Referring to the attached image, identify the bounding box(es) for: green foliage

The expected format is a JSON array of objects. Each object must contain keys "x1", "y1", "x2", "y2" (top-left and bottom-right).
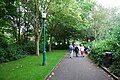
[
  {"x1": 89, "y1": 25, "x2": 120, "y2": 77},
  {"x1": 0, "y1": 48, "x2": 8, "y2": 62},
  {"x1": 0, "y1": 33, "x2": 8, "y2": 48},
  {"x1": 47, "y1": 0, "x2": 95, "y2": 43},
  {"x1": 21, "y1": 41, "x2": 36, "y2": 54},
  {"x1": 110, "y1": 61, "x2": 120, "y2": 77},
  {"x1": 0, "y1": 46, "x2": 25, "y2": 63},
  {"x1": 109, "y1": 25, "x2": 120, "y2": 77},
  {"x1": 88, "y1": 40, "x2": 105, "y2": 65},
  {"x1": 89, "y1": 37, "x2": 116, "y2": 66},
  {"x1": 0, "y1": 41, "x2": 36, "y2": 63},
  {"x1": 89, "y1": 5, "x2": 118, "y2": 40}
]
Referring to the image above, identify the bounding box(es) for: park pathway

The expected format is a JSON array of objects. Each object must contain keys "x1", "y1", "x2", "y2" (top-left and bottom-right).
[{"x1": 46, "y1": 53, "x2": 114, "y2": 80}]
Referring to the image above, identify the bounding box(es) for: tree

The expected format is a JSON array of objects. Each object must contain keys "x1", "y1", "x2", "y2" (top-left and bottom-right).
[
  {"x1": 46, "y1": 0, "x2": 95, "y2": 51},
  {"x1": 0, "y1": 0, "x2": 19, "y2": 43},
  {"x1": 89, "y1": 5, "x2": 118, "y2": 40},
  {"x1": 33, "y1": 0, "x2": 52, "y2": 55},
  {"x1": 0, "y1": 0, "x2": 95, "y2": 53}
]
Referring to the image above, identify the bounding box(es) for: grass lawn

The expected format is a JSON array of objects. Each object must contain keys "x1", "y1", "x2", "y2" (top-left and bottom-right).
[{"x1": 0, "y1": 50, "x2": 67, "y2": 80}]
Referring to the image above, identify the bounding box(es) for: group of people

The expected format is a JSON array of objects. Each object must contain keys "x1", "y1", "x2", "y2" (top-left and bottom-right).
[{"x1": 69, "y1": 42, "x2": 85, "y2": 58}]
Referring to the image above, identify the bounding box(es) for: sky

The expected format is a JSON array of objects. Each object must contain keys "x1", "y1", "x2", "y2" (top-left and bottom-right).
[{"x1": 96, "y1": 0, "x2": 120, "y2": 8}]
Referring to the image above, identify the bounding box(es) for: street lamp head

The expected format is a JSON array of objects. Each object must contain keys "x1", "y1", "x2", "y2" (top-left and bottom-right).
[{"x1": 42, "y1": 12, "x2": 47, "y2": 19}]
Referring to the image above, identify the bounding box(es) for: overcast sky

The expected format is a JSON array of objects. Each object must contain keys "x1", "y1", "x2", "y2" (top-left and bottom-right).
[{"x1": 96, "y1": 0, "x2": 120, "y2": 8}]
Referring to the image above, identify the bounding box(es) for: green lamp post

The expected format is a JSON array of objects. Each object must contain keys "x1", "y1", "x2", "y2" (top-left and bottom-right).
[{"x1": 42, "y1": 12, "x2": 47, "y2": 66}]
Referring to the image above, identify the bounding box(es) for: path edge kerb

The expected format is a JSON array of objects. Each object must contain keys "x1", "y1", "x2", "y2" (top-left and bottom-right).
[
  {"x1": 44, "y1": 52, "x2": 68, "y2": 80},
  {"x1": 100, "y1": 66, "x2": 120, "y2": 80}
]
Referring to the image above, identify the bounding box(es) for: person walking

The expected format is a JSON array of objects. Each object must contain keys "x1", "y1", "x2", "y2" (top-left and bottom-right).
[
  {"x1": 69, "y1": 43, "x2": 74, "y2": 58},
  {"x1": 80, "y1": 44, "x2": 85, "y2": 57},
  {"x1": 74, "y1": 43, "x2": 79, "y2": 57},
  {"x1": 86, "y1": 46, "x2": 91, "y2": 54}
]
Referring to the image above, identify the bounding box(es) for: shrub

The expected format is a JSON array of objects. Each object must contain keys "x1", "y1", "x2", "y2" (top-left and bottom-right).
[
  {"x1": 0, "y1": 47, "x2": 9, "y2": 63},
  {"x1": 109, "y1": 26, "x2": 120, "y2": 77},
  {"x1": 0, "y1": 41, "x2": 36, "y2": 63},
  {"x1": 21, "y1": 41, "x2": 36, "y2": 54},
  {"x1": 110, "y1": 61, "x2": 120, "y2": 77},
  {"x1": 0, "y1": 34, "x2": 8, "y2": 48},
  {"x1": 5, "y1": 45, "x2": 26, "y2": 61},
  {"x1": 89, "y1": 25, "x2": 120, "y2": 77}
]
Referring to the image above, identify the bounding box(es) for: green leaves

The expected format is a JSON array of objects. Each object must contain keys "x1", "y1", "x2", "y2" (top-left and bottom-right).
[
  {"x1": 47, "y1": 0, "x2": 95, "y2": 43},
  {"x1": 89, "y1": 4, "x2": 118, "y2": 40}
]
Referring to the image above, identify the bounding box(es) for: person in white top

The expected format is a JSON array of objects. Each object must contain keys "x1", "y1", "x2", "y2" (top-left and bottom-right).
[
  {"x1": 80, "y1": 44, "x2": 85, "y2": 57},
  {"x1": 69, "y1": 43, "x2": 74, "y2": 58}
]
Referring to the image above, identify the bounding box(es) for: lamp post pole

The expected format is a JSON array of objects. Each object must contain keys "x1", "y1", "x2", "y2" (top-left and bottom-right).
[{"x1": 42, "y1": 12, "x2": 47, "y2": 66}]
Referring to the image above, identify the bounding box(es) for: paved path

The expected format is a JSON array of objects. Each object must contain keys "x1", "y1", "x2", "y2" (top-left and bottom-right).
[{"x1": 46, "y1": 53, "x2": 114, "y2": 80}]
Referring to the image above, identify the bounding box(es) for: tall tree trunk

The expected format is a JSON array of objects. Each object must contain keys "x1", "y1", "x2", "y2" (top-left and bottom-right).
[
  {"x1": 22, "y1": 9, "x2": 26, "y2": 42},
  {"x1": 35, "y1": 0, "x2": 40, "y2": 56},
  {"x1": 35, "y1": 20, "x2": 40, "y2": 56},
  {"x1": 35, "y1": 33, "x2": 40, "y2": 56},
  {"x1": 18, "y1": 26, "x2": 21, "y2": 44}
]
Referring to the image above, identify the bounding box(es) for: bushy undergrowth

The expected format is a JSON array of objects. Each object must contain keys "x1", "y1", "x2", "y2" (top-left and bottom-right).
[
  {"x1": 0, "y1": 40, "x2": 69, "y2": 63},
  {"x1": 89, "y1": 26, "x2": 120, "y2": 77},
  {"x1": 0, "y1": 34, "x2": 8, "y2": 48},
  {"x1": 0, "y1": 41, "x2": 36, "y2": 63}
]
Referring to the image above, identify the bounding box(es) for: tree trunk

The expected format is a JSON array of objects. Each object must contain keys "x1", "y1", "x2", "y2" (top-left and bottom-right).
[
  {"x1": 23, "y1": 9, "x2": 27, "y2": 42},
  {"x1": 35, "y1": 1, "x2": 40, "y2": 56},
  {"x1": 35, "y1": 33, "x2": 40, "y2": 56},
  {"x1": 16, "y1": 22, "x2": 20, "y2": 44}
]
